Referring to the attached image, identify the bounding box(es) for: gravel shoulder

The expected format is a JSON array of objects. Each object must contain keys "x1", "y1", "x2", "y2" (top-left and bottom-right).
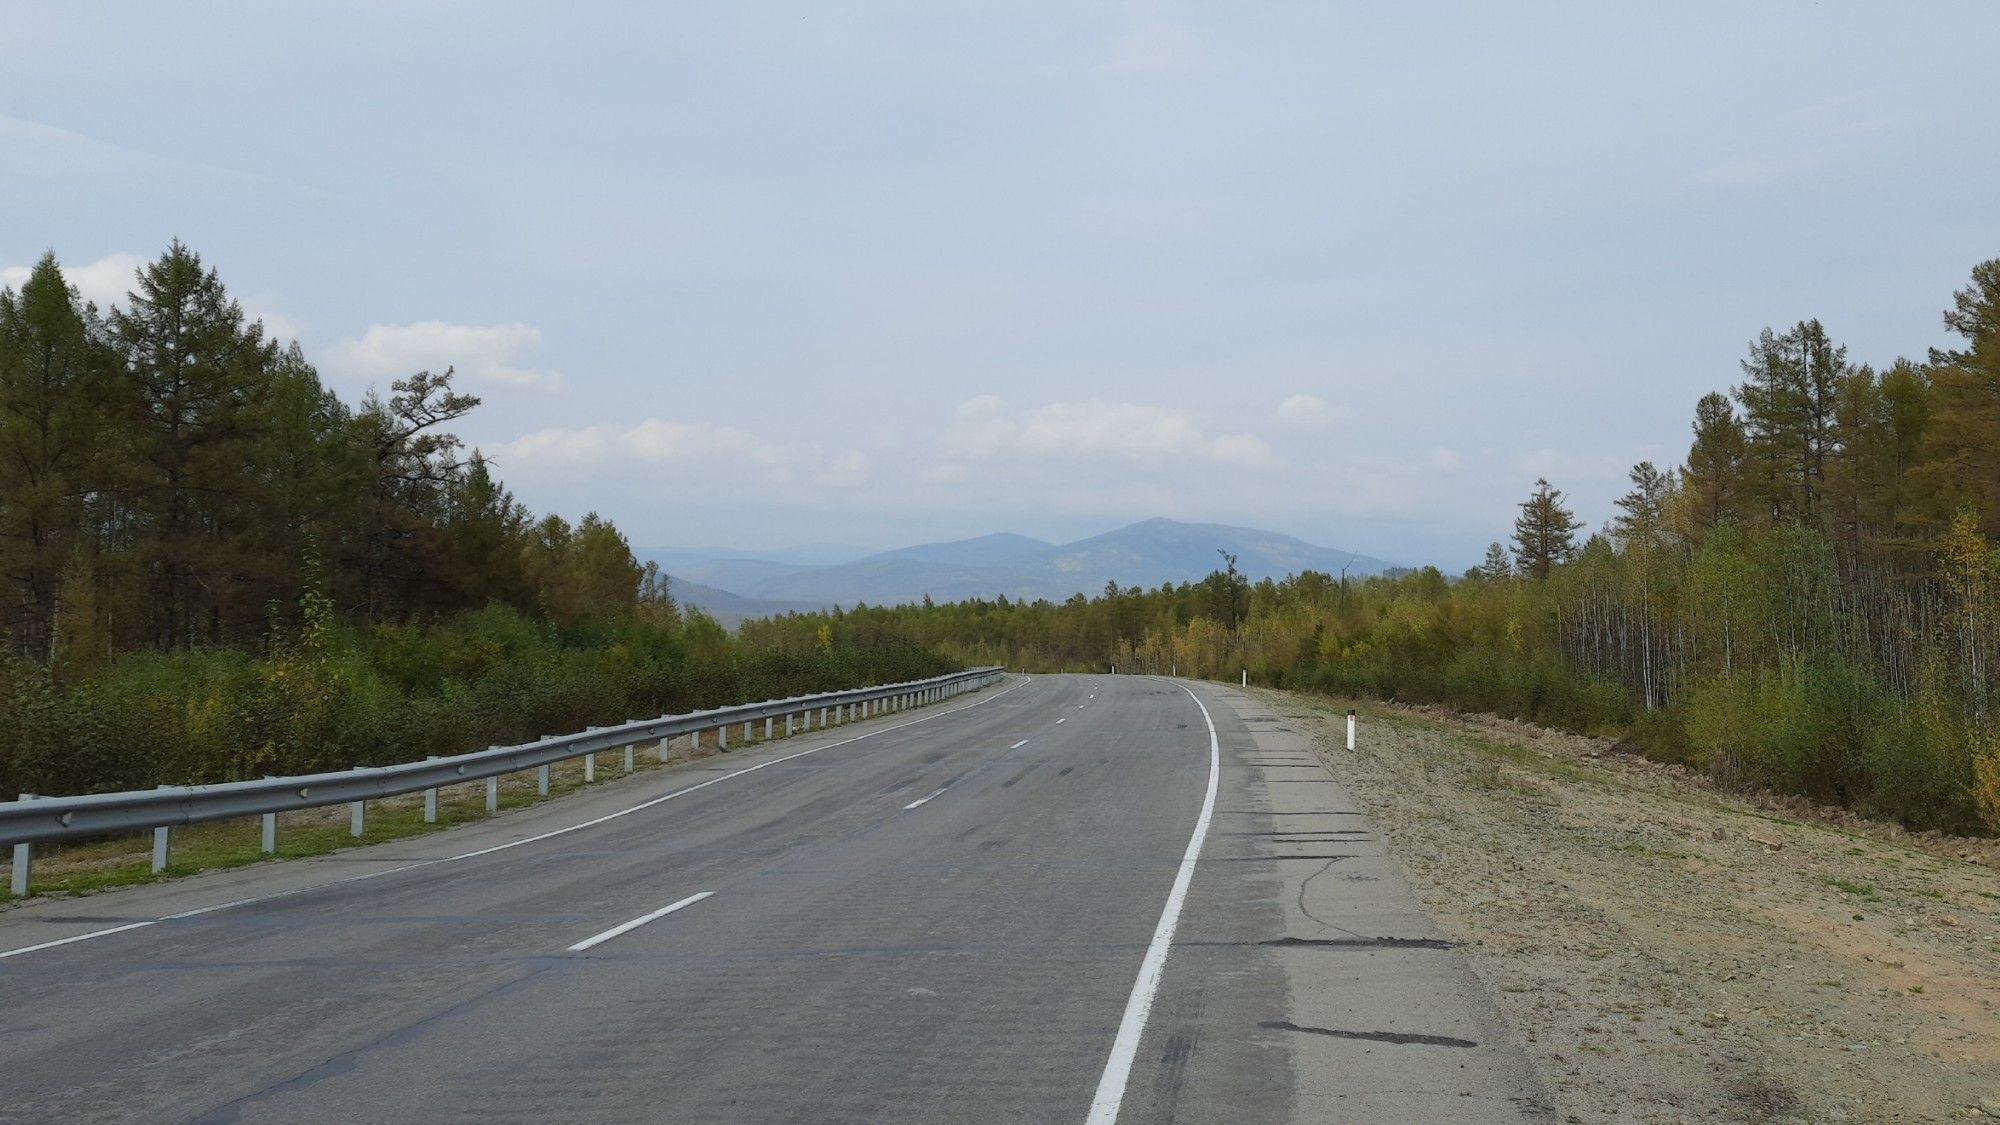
[{"x1": 1258, "y1": 689, "x2": 2000, "y2": 1124}]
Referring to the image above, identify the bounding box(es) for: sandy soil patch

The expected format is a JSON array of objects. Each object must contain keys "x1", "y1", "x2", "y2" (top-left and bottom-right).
[{"x1": 1262, "y1": 690, "x2": 2000, "y2": 1123}]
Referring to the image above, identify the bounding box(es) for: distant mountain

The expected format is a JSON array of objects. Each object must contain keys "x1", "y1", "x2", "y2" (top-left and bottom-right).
[
  {"x1": 647, "y1": 519, "x2": 1396, "y2": 619},
  {"x1": 870, "y1": 532, "x2": 1052, "y2": 567},
  {"x1": 1040, "y1": 519, "x2": 1388, "y2": 586},
  {"x1": 665, "y1": 576, "x2": 827, "y2": 629},
  {"x1": 641, "y1": 542, "x2": 878, "y2": 576}
]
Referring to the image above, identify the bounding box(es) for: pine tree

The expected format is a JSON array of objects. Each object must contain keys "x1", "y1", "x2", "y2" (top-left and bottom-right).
[
  {"x1": 1684, "y1": 392, "x2": 1746, "y2": 531},
  {"x1": 112, "y1": 241, "x2": 278, "y2": 647},
  {"x1": 350, "y1": 368, "x2": 479, "y2": 619},
  {"x1": 1611, "y1": 461, "x2": 1673, "y2": 551},
  {"x1": 1512, "y1": 478, "x2": 1583, "y2": 580},
  {"x1": 1917, "y1": 260, "x2": 2000, "y2": 535},
  {"x1": 1736, "y1": 320, "x2": 1848, "y2": 525},
  {"x1": 1478, "y1": 541, "x2": 1513, "y2": 580},
  {"x1": 0, "y1": 253, "x2": 113, "y2": 656}
]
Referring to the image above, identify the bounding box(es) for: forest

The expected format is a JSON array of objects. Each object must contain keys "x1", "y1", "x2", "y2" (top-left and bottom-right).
[
  {"x1": 0, "y1": 245, "x2": 948, "y2": 800},
  {"x1": 747, "y1": 259, "x2": 2000, "y2": 835},
  {"x1": 10, "y1": 243, "x2": 1999, "y2": 838}
]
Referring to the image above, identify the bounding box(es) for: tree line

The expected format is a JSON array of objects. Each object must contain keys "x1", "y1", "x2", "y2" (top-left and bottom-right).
[
  {"x1": 0, "y1": 245, "x2": 949, "y2": 801},
  {"x1": 0, "y1": 242, "x2": 657, "y2": 667},
  {"x1": 748, "y1": 258, "x2": 2000, "y2": 834}
]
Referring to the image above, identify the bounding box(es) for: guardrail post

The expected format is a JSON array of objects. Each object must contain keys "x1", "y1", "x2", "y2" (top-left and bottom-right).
[
  {"x1": 151, "y1": 784, "x2": 172, "y2": 873},
  {"x1": 538, "y1": 765, "x2": 551, "y2": 796},
  {"x1": 765, "y1": 717, "x2": 774, "y2": 740},
  {"x1": 624, "y1": 744, "x2": 635, "y2": 773},
  {"x1": 690, "y1": 728, "x2": 701, "y2": 751},
  {"x1": 658, "y1": 737, "x2": 671, "y2": 764},
  {"x1": 261, "y1": 812, "x2": 277, "y2": 854},
  {"x1": 584, "y1": 751, "x2": 595, "y2": 783},
  {"x1": 785, "y1": 714, "x2": 794, "y2": 736},
  {"x1": 351, "y1": 800, "x2": 364, "y2": 837},
  {"x1": 424, "y1": 756, "x2": 440, "y2": 822},
  {"x1": 9, "y1": 794, "x2": 32, "y2": 897},
  {"x1": 486, "y1": 776, "x2": 500, "y2": 814},
  {"x1": 718, "y1": 724, "x2": 727, "y2": 749},
  {"x1": 743, "y1": 720, "x2": 752, "y2": 743},
  {"x1": 819, "y1": 706, "x2": 828, "y2": 727}
]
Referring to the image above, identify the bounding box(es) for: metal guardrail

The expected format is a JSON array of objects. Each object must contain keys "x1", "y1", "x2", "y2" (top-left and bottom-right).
[{"x1": 2, "y1": 666, "x2": 1005, "y2": 893}]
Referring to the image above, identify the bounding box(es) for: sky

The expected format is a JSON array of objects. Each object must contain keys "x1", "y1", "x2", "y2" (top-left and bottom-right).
[{"x1": 4, "y1": 2, "x2": 1997, "y2": 569}]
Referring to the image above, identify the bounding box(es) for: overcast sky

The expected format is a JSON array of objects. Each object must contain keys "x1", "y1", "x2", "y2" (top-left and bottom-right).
[{"x1": 5, "y1": 2, "x2": 1997, "y2": 567}]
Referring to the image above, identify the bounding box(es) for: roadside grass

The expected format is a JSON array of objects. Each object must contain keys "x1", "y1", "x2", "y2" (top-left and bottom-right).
[{"x1": 0, "y1": 714, "x2": 859, "y2": 905}]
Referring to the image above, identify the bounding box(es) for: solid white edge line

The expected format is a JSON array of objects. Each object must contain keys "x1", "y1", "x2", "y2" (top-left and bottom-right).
[
  {"x1": 1009, "y1": 739, "x2": 1029, "y2": 750},
  {"x1": 0, "y1": 920, "x2": 158, "y2": 960},
  {"x1": 903, "y1": 786, "x2": 950, "y2": 810},
  {"x1": 0, "y1": 677, "x2": 1027, "y2": 962},
  {"x1": 1084, "y1": 679, "x2": 1220, "y2": 1125},
  {"x1": 1056, "y1": 717, "x2": 1067, "y2": 724},
  {"x1": 567, "y1": 891, "x2": 713, "y2": 952}
]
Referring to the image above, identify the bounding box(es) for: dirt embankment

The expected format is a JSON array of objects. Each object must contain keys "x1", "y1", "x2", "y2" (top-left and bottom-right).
[{"x1": 1262, "y1": 689, "x2": 2000, "y2": 1124}]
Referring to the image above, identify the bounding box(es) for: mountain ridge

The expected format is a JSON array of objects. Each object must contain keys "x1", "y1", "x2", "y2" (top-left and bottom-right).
[{"x1": 660, "y1": 518, "x2": 1397, "y2": 621}]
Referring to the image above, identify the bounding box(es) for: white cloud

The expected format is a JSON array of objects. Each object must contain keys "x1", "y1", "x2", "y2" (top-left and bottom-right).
[
  {"x1": 1, "y1": 251, "x2": 146, "y2": 312},
  {"x1": 334, "y1": 320, "x2": 563, "y2": 391},
  {"x1": 491, "y1": 417, "x2": 870, "y2": 493},
  {"x1": 1275, "y1": 393, "x2": 1348, "y2": 429},
  {"x1": 954, "y1": 397, "x2": 1270, "y2": 466},
  {"x1": 244, "y1": 303, "x2": 303, "y2": 344}
]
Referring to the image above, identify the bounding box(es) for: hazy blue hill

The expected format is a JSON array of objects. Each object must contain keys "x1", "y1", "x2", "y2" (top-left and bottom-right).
[
  {"x1": 649, "y1": 519, "x2": 1398, "y2": 614},
  {"x1": 665, "y1": 557, "x2": 817, "y2": 594},
  {"x1": 1032, "y1": 518, "x2": 1393, "y2": 589},
  {"x1": 665, "y1": 576, "x2": 828, "y2": 628},
  {"x1": 869, "y1": 532, "x2": 1053, "y2": 567}
]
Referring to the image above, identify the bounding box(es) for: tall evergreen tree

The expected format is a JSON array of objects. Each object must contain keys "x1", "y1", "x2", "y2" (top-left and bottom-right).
[
  {"x1": 0, "y1": 254, "x2": 113, "y2": 656},
  {"x1": 350, "y1": 368, "x2": 479, "y2": 619},
  {"x1": 1512, "y1": 478, "x2": 1583, "y2": 580},
  {"x1": 112, "y1": 241, "x2": 279, "y2": 647},
  {"x1": 1611, "y1": 461, "x2": 1673, "y2": 551},
  {"x1": 1917, "y1": 259, "x2": 2000, "y2": 535},
  {"x1": 1735, "y1": 319, "x2": 1848, "y2": 524},
  {"x1": 1478, "y1": 541, "x2": 1513, "y2": 581},
  {"x1": 1683, "y1": 392, "x2": 1746, "y2": 531}
]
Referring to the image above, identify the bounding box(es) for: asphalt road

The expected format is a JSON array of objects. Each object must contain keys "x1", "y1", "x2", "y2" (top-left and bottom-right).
[{"x1": 0, "y1": 675, "x2": 1549, "y2": 1123}]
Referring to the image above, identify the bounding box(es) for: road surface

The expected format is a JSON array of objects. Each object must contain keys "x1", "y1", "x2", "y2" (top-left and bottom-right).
[{"x1": 0, "y1": 675, "x2": 1549, "y2": 1123}]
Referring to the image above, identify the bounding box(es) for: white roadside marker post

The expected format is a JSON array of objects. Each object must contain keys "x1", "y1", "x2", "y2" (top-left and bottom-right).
[
  {"x1": 1241, "y1": 669, "x2": 1247, "y2": 686},
  {"x1": 350, "y1": 800, "x2": 365, "y2": 837},
  {"x1": 486, "y1": 776, "x2": 499, "y2": 813},
  {"x1": 262, "y1": 812, "x2": 278, "y2": 853},
  {"x1": 1347, "y1": 709, "x2": 1357, "y2": 751},
  {"x1": 423, "y1": 756, "x2": 440, "y2": 823},
  {"x1": 152, "y1": 785, "x2": 172, "y2": 873},
  {"x1": 11, "y1": 794, "x2": 34, "y2": 896}
]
